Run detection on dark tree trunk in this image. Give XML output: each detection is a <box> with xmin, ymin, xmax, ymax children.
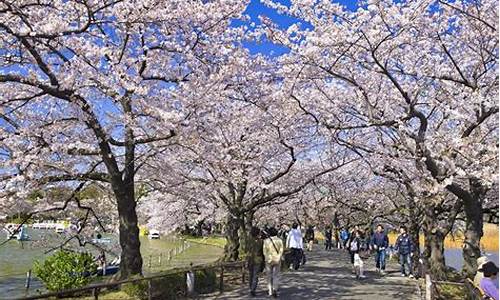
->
<box><xmin>423</xmin><ymin>228</ymin><xmax>447</xmax><ymax>280</ymax></box>
<box><xmin>223</xmin><ymin>213</ymin><xmax>241</xmax><ymax>261</ymax></box>
<box><xmin>113</xmin><ymin>183</ymin><xmax>142</xmax><ymax>279</ymax></box>
<box><xmin>422</xmin><ymin>203</ymin><xmax>448</xmax><ymax>280</ymax></box>
<box><xmin>239</xmin><ymin>211</ymin><xmax>254</xmax><ymax>257</ymax></box>
<box><xmin>195</xmin><ymin>219</ymin><xmax>204</xmax><ymax>237</ymax></box>
<box><xmin>462</xmin><ymin>199</ymin><xmax>483</xmax><ymax>278</ymax></box>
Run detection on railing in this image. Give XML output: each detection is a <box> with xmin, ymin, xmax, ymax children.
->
<box><xmin>144</xmin><ymin>240</ymin><xmax>192</xmax><ymax>271</ymax></box>
<box><xmin>12</xmin><ymin>260</ymin><xmax>246</xmax><ymax>300</ymax></box>
<box><xmin>425</xmin><ymin>275</ymin><xmax>465</xmax><ymax>300</ymax></box>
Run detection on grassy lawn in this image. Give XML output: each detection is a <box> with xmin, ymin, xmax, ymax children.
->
<box><xmin>76</xmin><ymin>291</ymin><xmax>137</xmax><ymax>300</ymax></box>
<box><xmin>183</xmin><ymin>235</ymin><xmax>227</xmax><ymax>248</ymax></box>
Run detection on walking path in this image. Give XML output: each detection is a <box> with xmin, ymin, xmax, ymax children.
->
<box><xmin>203</xmin><ymin>248</ymin><xmax>420</xmax><ymax>300</ymax></box>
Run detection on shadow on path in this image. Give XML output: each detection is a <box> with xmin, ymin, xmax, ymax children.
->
<box><xmin>202</xmin><ymin>248</ymin><xmax>419</xmax><ymax>300</ymax></box>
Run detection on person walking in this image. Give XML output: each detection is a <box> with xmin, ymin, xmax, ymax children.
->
<box><xmin>247</xmin><ymin>226</ymin><xmax>264</xmax><ymax>297</ymax></box>
<box><xmin>340</xmin><ymin>228</ymin><xmax>349</xmax><ymax>250</ymax></box>
<box><xmin>305</xmin><ymin>225</ymin><xmax>315</xmax><ymax>251</ymax></box>
<box><xmin>395</xmin><ymin>225</ymin><xmax>415</xmax><ymax>278</ymax></box>
<box><xmin>286</xmin><ymin>223</ymin><xmax>303</xmax><ymax>270</ymax></box>
<box><xmin>370</xmin><ymin>224</ymin><xmax>389</xmax><ymax>274</ymax></box>
<box><xmin>348</xmin><ymin>230</ymin><xmax>365</xmax><ymax>278</ymax></box>
<box><xmin>263</xmin><ymin>227</ymin><xmax>284</xmax><ymax>298</ymax></box>
<box><xmin>324</xmin><ymin>225</ymin><xmax>333</xmax><ymax>251</ymax></box>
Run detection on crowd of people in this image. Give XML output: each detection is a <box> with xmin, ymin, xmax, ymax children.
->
<box><xmin>246</xmin><ymin>222</ymin><xmax>499</xmax><ymax>299</ymax></box>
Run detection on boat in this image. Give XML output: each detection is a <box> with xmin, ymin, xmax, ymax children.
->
<box><xmin>148</xmin><ymin>230</ymin><xmax>160</xmax><ymax>239</ymax></box>
<box><xmin>4</xmin><ymin>224</ymin><xmax>29</xmax><ymax>241</ymax></box>
<box><xmin>91</xmin><ymin>237</ymin><xmax>112</xmax><ymax>244</ymax></box>
<box><xmin>55</xmin><ymin>225</ymin><xmax>65</xmax><ymax>234</ymax></box>
<box><xmin>96</xmin><ymin>265</ymin><xmax>120</xmax><ymax>276</ymax></box>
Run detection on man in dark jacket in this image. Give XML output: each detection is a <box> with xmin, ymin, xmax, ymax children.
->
<box><xmin>247</xmin><ymin>226</ymin><xmax>264</xmax><ymax>296</ymax></box>
<box><xmin>305</xmin><ymin>225</ymin><xmax>315</xmax><ymax>251</ymax></box>
<box><xmin>370</xmin><ymin>224</ymin><xmax>389</xmax><ymax>274</ymax></box>
<box><xmin>395</xmin><ymin>225</ymin><xmax>415</xmax><ymax>278</ymax></box>
<box><xmin>324</xmin><ymin>225</ymin><xmax>333</xmax><ymax>251</ymax></box>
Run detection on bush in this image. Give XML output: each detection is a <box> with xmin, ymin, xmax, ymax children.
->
<box><xmin>33</xmin><ymin>250</ymin><xmax>96</xmax><ymax>291</ymax></box>
<box><xmin>122</xmin><ymin>279</ymin><xmax>148</xmax><ymax>300</ymax></box>
<box><xmin>194</xmin><ymin>269</ymin><xmax>217</xmax><ymax>294</ymax></box>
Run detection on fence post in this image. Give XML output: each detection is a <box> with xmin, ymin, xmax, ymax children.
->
<box><xmin>148</xmin><ymin>279</ymin><xmax>153</xmax><ymax>300</ymax></box>
<box><xmin>425</xmin><ymin>274</ymin><xmax>432</xmax><ymax>300</ymax></box>
<box><xmin>25</xmin><ymin>269</ymin><xmax>32</xmax><ymax>290</ymax></box>
<box><xmin>92</xmin><ymin>287</ymin><xmax>99</xmax><ymax>300</ymax></box>
<box><xmin>186</xmin><ymin>264</ymin><xmax>195</xmax><ymax>297</ymax></box>
<box><xmin>241</xmin><ymin>263</ymin><xmax>245</xmax><ymax>284</ymax></box>
<box><xmin>219</xmin><ymin>265</ymin><xmax>224</xmax><ymax>293</ymax></box>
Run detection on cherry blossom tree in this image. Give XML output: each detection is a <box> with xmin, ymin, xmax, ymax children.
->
<box><xmin>0</xmin><ymin>0</ymin><xmax>249</xmax><ymax>278</ymax></box>
<box><xmin>261</xmin><ymin>0</ymin><xmax>498</xmax><ymax>277</ymax></box>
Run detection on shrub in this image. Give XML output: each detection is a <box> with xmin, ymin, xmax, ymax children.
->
<box><xmin>122</xmin><ymin>279</ymin><xmax>148</xmax><ymax>300</ymax></box>
<box><xmin>33</xmin><ymin>250</ymin><xmax>97</xmax><ymax>291</ymax></box>
<box><xmin>194</xmin><ymin>269</ymin><xmax>217</xmax><ymax>294</ymax></box>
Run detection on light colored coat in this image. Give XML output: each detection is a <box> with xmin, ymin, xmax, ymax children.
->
<box><xmin>263</xmin><ymin>236</ymin><xmax>284</xmax><ymax>265</ymax></box>
<box><xmin>286</xmin><ymin>228</ymin><xmax>304</xmax><ymax>249</ymax></box>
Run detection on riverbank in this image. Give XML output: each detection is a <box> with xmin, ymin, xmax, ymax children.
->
<box><xmin>387</xmin><ymin>223</ymin><xmax>499</xmax><ymax>252</ymax></box>
<box><xmin>0</xmin><ymin>231</ymin><xmax>223</xmax><ymax>299</ymax></box>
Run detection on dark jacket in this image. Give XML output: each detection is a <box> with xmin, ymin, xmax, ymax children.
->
<box><xmin>324</xmin><ymin>229</ymin><xmax>332</xmax><ymax>241</ymax></box>
<box><xmin>371</xmin><ymin>232</ymin><xmax>389</xmax><ymax>249</ymax></box>
<box><xmin>247</xmin><ymin>237</ymin><xmax>264</xmax><ymax>267</ymax></box>
<box><xmin>305</xmin><ymin>228</ymin><xmax>315</xmax><ymax>241</ymax></box>
<box><xmin>395</xmin><ymin>233</ymin><xmax>414</xmax><ymax>255</ymax></box>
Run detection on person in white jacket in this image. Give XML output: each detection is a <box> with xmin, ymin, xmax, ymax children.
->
<box><xmin>286</xmin><ymin>223</ymin><xmax>303</xmax><ymax>270</ymax></box>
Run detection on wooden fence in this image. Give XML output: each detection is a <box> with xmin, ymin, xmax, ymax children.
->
<box><xmin>13</xmin><ymin>260</ymin><xmax>246</xmax><ymax>300</ymax></box>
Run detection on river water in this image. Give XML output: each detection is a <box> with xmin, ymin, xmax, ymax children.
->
<box><xmin>445</xmin><ymin>248</ymin><xmax>499</xmax><ymax>271</ymax></box>
<box><xmin>0</xmin><ymin>229</ymin><xmax>222</xmax><ymax>299</ymax></box>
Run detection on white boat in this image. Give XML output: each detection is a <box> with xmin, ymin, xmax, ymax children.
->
<box><xmin>4</xmin><ymin>224</ymin><xmax>29</xmax><ymax>241</ymax></box>
<box><xmin>148</xmin><ymin>230</ymin><xmax>160</xmax><ymax>239</ymax></box>
<box><xmin>91</xmin><ymin>237</ymin><xmax>112</xmax><ymax>244</ymax></box>
<box><xmin>55</xmin><ymin>225</ymin><xmax>65</xmax><ymax>234</ymax></box>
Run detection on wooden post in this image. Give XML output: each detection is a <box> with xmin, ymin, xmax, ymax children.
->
<box><xmin>241</xmin><ymin>264</ymin><xmax>245</xmax><ymax>284</ymax></box>
<box><xmin>186</xmin><ymin>266</ymin><xmax>195</xmax><ymax>297</ymax></box>
<box><xmin>219</xmin><ymin>265</ymin><xmax>224</xmax><ymax>293</ymax></box>
<box><xmin>92</xmin><ymin>287</ymin><xmax>99</xmax><ymax>300</ymax></box>
<box><xmin>425</xmin><ymin>274</ymin><xmax>432</xmax><ymax>300</ymax></box>
<box><xmin>148</xmin><ymin>279</ymin><xmax>153</xmax><ymax>300</ymax></box>
<box><xmin>25</xmin><ymin>270</ymin><xmax>32</xmax><ymax>290</ymax></box>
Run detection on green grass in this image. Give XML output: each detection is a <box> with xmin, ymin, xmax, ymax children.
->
<box><xmin>435</xmin><ymin>284</ymin><xmax>466</xmax><ymax>300</ymax></box>
<box><xmin>76</xmin><ymin>291</ymin><xmax>137</xmax><ymax>300</ymax></box>
<box><xmin>183</xmin><ymin>236</ymin><xmax>227</xmax><ymax>248</ymax></box>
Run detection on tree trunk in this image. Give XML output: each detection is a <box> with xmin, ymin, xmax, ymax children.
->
<box><xmin>223</xmin><ymin>213</ymin><xmax>241</xmax><ymax>261</ymax></box>
<box><xmin>462</xmin><ymin>199</ymin><xmax>483</xmax><ymax>278</ymax></box>
<box><xmin>424</xmin><ymin>230</ymin><xmax>447</xmax><ymax>280</ymax></box>
<box><xmin>422</xmin><ymin>205</ymin><xmax>447</xmax><ymax>280</ymax></box>
<box><xmin>113</xmin><ymin>183</ymin><xmax>143</xmax><ymax>279</ymax></box>
<box><xmin>409</xmin><ymin>220</ymin><xmax>422</xmax><ymax>276</ymax></box>
<box><xmin>238</xmin><ymin>211</ymin><xmax>254</xmax><ymax>258</ymax></box>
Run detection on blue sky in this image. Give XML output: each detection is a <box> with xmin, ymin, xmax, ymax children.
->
<box><xmin>239</xmin><ymin>0</ymin><xmax>359</xmax><ymax>56</ymax></box>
